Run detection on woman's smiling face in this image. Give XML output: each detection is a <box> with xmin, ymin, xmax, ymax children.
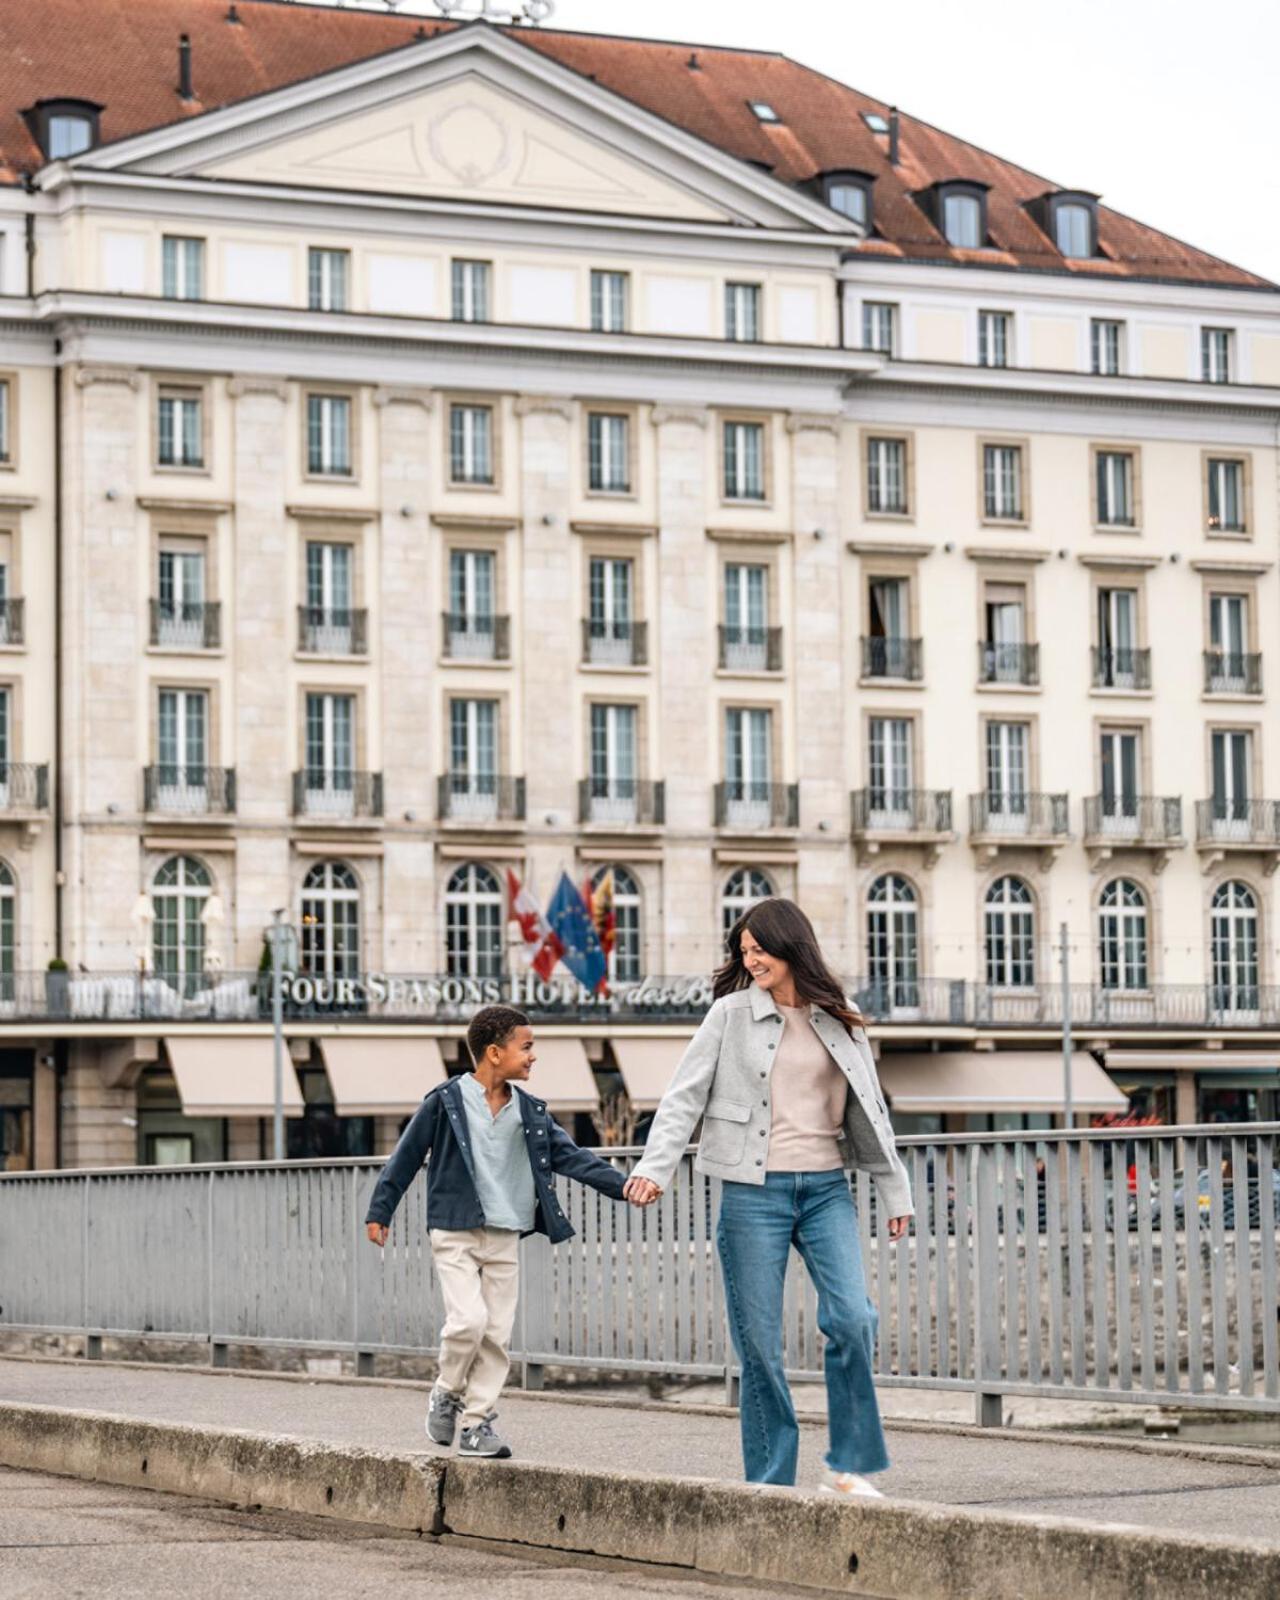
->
<box><xmin>740</xmin><ymin>926</ymin><xmax>790</xmax><ymax>993</ymax></box>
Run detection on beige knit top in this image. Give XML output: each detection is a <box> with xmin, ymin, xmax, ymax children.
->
<box><xmin>766</xmin><ymin>1003</ymin><xmax>849</xmax><ymax>1172</ymax></box>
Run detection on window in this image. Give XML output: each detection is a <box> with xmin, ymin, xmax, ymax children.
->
<box><xmin>452</xmin><ymin>260</ymin><xmax>491</xmax><ymax>323</ymax></box>
<box><xmin>0</xmin><ymin>380</ymin><xmax>9</xmax><ymax>464</ymax></box>
<box><xmin>0</xmin><ymin>542</ymin><xmax>13</xmax><ymax>648</ymax></box>
<box><xmin>162</xmin><ymin>236</ymin><xmax>204</xmax><ymax>302</ymax></box>
<box><xmin>1091</xmin><ymin>319</ymin><xmax>1123</xmax><ymax>376</ymax></box>
<box><xmin>749</xmin><ymin>102</ymin><xmax>780</xmax><ymax>122</ymax></box>
<box><xmin>984</xmin><ymin>876</ymin><xmax>1035</xmax><ymax>988</ymax></box>
<box><xmin>306</xmin><ymin>394</ymin><xmax>352</xmax><ymax>477</ymax></box>
<box><xmin>867</xmin><ymin>717</ymin><xmax>913</xmax><ymax>819</ymax></box>
<box><xmin>448</xmin><ymin>698</ymin><xmax>498</xmax><ymax>818</ymax></box>
<box><xmin>1211</xmin><ymin>880</ymin><xmax>1259</xmax><ymax>1014</ymax></box>
<box><xmin>1054</xmin><ymin>203</ymin><xmax>1093</xmax><ymax>258</ymax></box>
<box><xmin>1095</xmin><ymin>450</ymin><xmax>1134</xmax><ymax>526</ymax></box>
<box><xmin>300</xmin><ymin>861</ymin><xmax>360</xmax><ymax>982</ymax></box>
<box><xmin>982</xmin><ymin>582</ymin><xmax>1029</xmax><ymax>684</ymax></box>
<box><xmin>1207</xmin><ymin>458</ymin><xmax>1246</xmax><ymax>532</ymax></box>
<box><xmin>865</xmin><ymin>575</ymin><xmax>911</xmax><ymax>677</ymax></box>
<box><xmin>587</xmin><ymin>412</ymin><xmax>630</xmax><ymax>493</ymax></box>
<box><xmin>308</xmin><ymin>248</ymin><xmax>349</xmax><ymax>313</ymax></box>
<box><xmin>152</xmin><ymin>855</ymin><xmax>211</xmax><ymax>987</ymax></box>
<box><xmin>866</xmin><ymin>436</ymin><xmax>907</xmax><ymax>514</ymax></box>
<box><xmin>589</xmin><ymin>703</ymin><xmax>638</xmax><ymax>820</ymax></box>
<box><xmin>157</xmin><ymin>387</ymin><xmax>203</xmax><ymax>469</ymax></box>
<box><xmin>590</xmin><ymin>270</ymin><xmax>628</xmax><ymax>333</ymax></box>
<box><xmin>942</xmin><ymin>190</ymin><xmax>984</xmax><ymax>248</ymax></box>
<box><xmin>723</xmin><ymin>420</ymin><xmax>765</xmax><ymax>501</ymax></box>
<box><xmin>47</xmin><ymin>112</ymin><xmax>94</xmax><ymax>158</ymax></box>
<box><xmin>156</xmin><ymin>688</ymin><xmax>208</xmax><ymax>807</ymax></box>
<box><xmin>983</xmin><ymin>443</ymin><xmax>1024</xmax><ymax>520</ymax></box>
<box><xmin>594</xmin><ymin>865</ymin><xmax>641</xmax><ymax>982</ymax></box>
<box><xmin>1099</xmin><ymin>728</ymin><xmax>1140</xmax><ymax>825</ymax></box>
<box><xmin>1099</xmin><ymin>879</ymin><xmax>1148</xmax><ymax>991</ymax></box>
<box><xmin>157</xmin><ymin>543</ymin><xmax>207</xmax><ymax>649</ymax></box>
<box><xmin>449</xmin><ymin>404</ymin><xmax>494</xmax><ymax>486</ymax></box>
<box><xmin>723</xmin><ymin>563</ymin><xmax>769</xmax><ymax>671</ymax></box>
<box><xmin>725</xmin><ymin>283</ymin><xmax>761</xmax><ymax>343</ymax></box>
<box><xmin>1096</xmin><ymin>587</ymin><xmax>1139</xmax><ymax>688</ymax></box>
<box><xmin>985</xmin><ymin>721</ymin><xmax>1029</xmax><ymax>826</ymax></box>
<box><xmin>978</xmin><ymin>311</ymin><xmax>1011</xmax><ymax>368</ymax></box>
<box><xmin>724</xmin><ymin>707</ymin><xmax>772</xmax><ymax>825</ymax></box>
<box><xmin>447</xmin><ymin>548</ymin><xmax>496</xmax><ymax>659</ymax></box>
<box><xmin>863</xmin><ymin>112</ymin><xmax>890</xmax><ymax>134</ymax></box>
<box><xmin>0</xmin><ymin>861</ymin><xmax>14</xmax><ymax>1002</ymax></box>
<box><xmin>1210</xmin><ymin>728</ymin><xmax>1252</xmax><ymax>834</ymax></box>
<box><xmin>867</xmin><ymin>874</ymin><xmax>919</xmax><ymax>1011</ymax></box>
<box><xmin>862</xmin><ymin>301</ymin><xmax>896</xmax><ymax>355</ymax></box>
<box><xmin>304</xmin><ymin>692</ymin><xmax>355</xmax><ymax>812</ymax></box>
<box><xmin>445</xmin><ymin>863</ymin><xmax>504</xmax><ymax>978</ymax></box>
<box><xmin>303</xmin><ymin>542</ymin><xmax>355</xmax><ymax>654</ymax></box>
<box><xmin>721</xmin><ymin>866</ymin><xmax>773</xmax><ymax>936</ymax></box>
<box><xmin>825</xmin><ymin>174</ymin><xmax>872</xmax><ymax>226</ymax></box>
<box><xmin>587</xmin><ymin>556</ymin><xmax>634</xmax><ymax>664</ymax></box>
<box><xmin>1207</xmin><ymin>592</ymin><xmax>1251</xmax><ymax>692</ymax></box>
<box><xmin>1201</xmin><ymin>327</ymin><xmax>1232</xmax><ymax>384</ymax></box>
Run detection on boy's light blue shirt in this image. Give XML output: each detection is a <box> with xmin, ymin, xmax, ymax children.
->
<box><xmin>458</xmin><ymin>1072</ymin><xmax>537</xmax><ymax>1233</ymax></box>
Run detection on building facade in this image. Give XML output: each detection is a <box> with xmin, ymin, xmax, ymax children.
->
<box><xmin>0</xmin><ymin>3</ymin><xmax>1278</xmax><ymax>1169</ymax></box>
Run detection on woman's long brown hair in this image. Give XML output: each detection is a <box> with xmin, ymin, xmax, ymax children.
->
<box><xmin>713</xmin><ymin>897</ymin><xmax>862</xmax><ymax>1033</ymax></box>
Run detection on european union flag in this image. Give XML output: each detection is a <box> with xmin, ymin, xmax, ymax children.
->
<box><xmin>546</xmin><ymin>871</ymin><xmax>608</xmax><ymax>994</ymax></box>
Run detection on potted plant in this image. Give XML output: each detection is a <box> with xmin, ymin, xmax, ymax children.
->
<box><xmin>45</xmin><ymin>956</ymin><xmax>69</xmax><ymax>1019</ymax></box>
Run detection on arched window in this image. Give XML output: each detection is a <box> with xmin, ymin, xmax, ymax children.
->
<box><xmin>152</xmin><ymin>855</ymin><xmax>211</xmax><ymax>986</ymax></box>
<box><xmin>593</xmin><ymin>865</ymin><xmax>642</xmax><ymax>983</ymax></box>
<box><xmin>300</xmin><ymin>861</ymin><xmax>360</xmax><ymax>980</ymax></box>
<box><xmin>1211</xmin><ymin>880</ymin><xmax>1259</xmax><ymax>1014</ymax></box>
<box><xmin>1099</xmin><ymin>879</ymin><xmax>1148</xmax><ymax>991</ymax></box>
<box><xmin>0</xmin><ymin>861</ymin><xmax>15</xmax><ymax>1002</ymax></box>
<box><xmin>721</xmin><ymin>867</ymin><xmax>773</xmax><ymax>938</ymax></box>
<box><xmin>984</xmin><ymin>876</ymin><xmax>1035</xmax><ymax>989</ymax></box>
<box><xmin>446</xmin><ymin>863</ymin><xmax>503</xmax><ymax>978</ymax></box>
<box><xmin>867</xmin><ymin>874</ymin><xmax>919</xmax><ymax>1010</ymax></box>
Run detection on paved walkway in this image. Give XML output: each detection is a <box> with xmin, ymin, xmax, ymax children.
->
<box><xmin>2</xmin><ymin>1357</ymin><xmax>1279</xmax><ymax>1548</ymax></box>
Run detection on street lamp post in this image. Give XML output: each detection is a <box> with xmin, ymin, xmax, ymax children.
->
<box><xmin>270</xmin><ymin>909</ymin><xmax>287</xmax><ymax>1160</ymax></box>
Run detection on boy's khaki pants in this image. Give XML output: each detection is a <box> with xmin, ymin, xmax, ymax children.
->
<box><xmin>430</xmin><ymin>1226</ymin><xmax>521</xmax><ymax>1428</ymax></box>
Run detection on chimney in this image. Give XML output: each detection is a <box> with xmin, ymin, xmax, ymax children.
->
<box><xmin>178</xmin><ymin>34</ymin><xmax>194</xmax><ymax>102</ymax></box>
<box><xmin>888</xmin><ymin>106</ymin><xmax>900</xmax><ymax>165</ymax></box>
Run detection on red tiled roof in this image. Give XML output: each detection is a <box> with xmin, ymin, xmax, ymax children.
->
<box><xmin>2</xmin><ymin>0</ymin><xmax>1269</xmax><ymax>289</ymax></box>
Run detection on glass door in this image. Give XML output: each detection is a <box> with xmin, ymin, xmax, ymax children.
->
<box><xmin>1211</xmin><ymin>729</ymin><xmax>1251</xmax><ymax>838</ymax></box>
<box><xmin>725</xmin><ymin>708</ymin><xmax>771</xmax><ymax>826</ymax></box>
<box><xmin>1099</xmin><ymin>729</ymin><xmax>1140</xmax><ymax>833</ymax></box>
<box><xmin>588</xmin><ymin>557</ymin><xmax>633</xmax><ymax>664</ymax></box>
<box><xmin>1097</xmin><ymin>588</ymin><xmax>1137</xmax><ymax>687</ymax></box>
<box><xmin>590</xmin><ymin>703</ymin><xmax>637</xmax><ymax>822</ymax></box>
<box><xmin>867</xmin><ymin>717</ymin><xmax>913</xmax><ymax>827</ymax></box>
<box><xmin>305</xmin><ymin>692</ymin><xmax>354</xmax><ymax>815</ymax></box>
<box><xmin>1209</xmin><ymin>593</ymin><xmax>1247</xmax><ymax>691</ymax></box>
<box><xmin>986</xmin><ymin>721</ymin><xmax>1028</xmax><ymax>832</ymax></box>
<box><xmin>448</xmin><ymin>549</ymin><xmax>496</xmax><ymax>659</ymax></box>
<box><xmin>724</xmin><ymin>564</ymin><xmax>768</xmax><ymax>671</ymax></box>
<box><xmin>157</xmin><ymin>689</ymin><xmax>208</xmax><ymax>810</ymax></box>
<box><xmin>449</xmin><ymin>699</ymin><xmax>498</xmax><ymax>819</ymax></box>
<box><xmin>305</xmin><ymin>542</ymin><xmax>353</xmax><ymax>654</ymax></box>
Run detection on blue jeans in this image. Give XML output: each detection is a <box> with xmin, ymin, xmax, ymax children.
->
<box><xmin>717</xmin><ymin>1170</ymin><xmax>887</xmax><ymax>1485</ymax></box>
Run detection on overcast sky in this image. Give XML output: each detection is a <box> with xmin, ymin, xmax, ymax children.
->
<box><xmin>379</xmin><ymin>0</ymin><xmax>1279</xmax><ymax>287</ymax></box>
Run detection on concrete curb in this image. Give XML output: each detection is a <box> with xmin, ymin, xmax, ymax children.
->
<box><xmin>2</xmin><ymin>1401</ymin><xmax>1279</xmax><ymax>1599</ymax></box>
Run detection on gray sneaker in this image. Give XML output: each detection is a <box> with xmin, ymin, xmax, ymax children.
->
<box><xmin>458</xmin><ymin>1414</ymin><xmax>512</xmax><ymax>1459</ymax></box>
<box><xmin>426</xmin><ymin>1383</ymin><xmax>463</xmax><ymax>1446</ymax></box>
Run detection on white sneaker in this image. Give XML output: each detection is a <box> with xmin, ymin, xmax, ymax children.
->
<box><xmin>819</xmin><ymin>1468</ymin><xmax>884</xmax><ymax>1499</ymax></box>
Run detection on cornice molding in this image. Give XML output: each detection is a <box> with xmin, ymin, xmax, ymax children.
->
<box><xmin>74</xmin><ymin>365</ymin><xmax>139</xmax><ymax>391</ymax></box>
<box><xmin>136</xmin><ymin>496</ymin><xmax>232</xmax><ymax>516</ymax></box>
<box><xmin>1188</xmin><ymin>557</ymin><xmax>1274</xmax><ymax>576</ymax></box>
<box><xmin>286</xmin><ymin>503</ymin><xmax>380</xmax><ymax>524</ymax></box>
<box><xmin>1076</xmin><ymin>553</ymin><xmax>1163</xmax><ymax>570</ymax></box>
<box><xmin>372</xmin><ymin>386</ymin><xmax>434</xmax><ymax>412</ymax></box>
<box><xmin>786</xmin><ymin>411</ymin><xmax>842</xmax><ymax>436</ymax></box>
<box><xmin>652</xmin><ymin>404</ymin><xmax>709</xmax><ymax>429</ymax></box>
<box><xmin>964</xmin><ymin>544</ymin><xmax>1053</xmax><ymax>564</ymax></box>
<box><xmin>227</xmin><ymin>375</ymin><xmax>288</xmax><ymax>401</ymax></box>
<box><xmin>847</xmin><ymin>539</ymin><xmax>936</xmax><ymax>558</ymax></box>
<box><xmin>428</xmin><ymin>512</ymin><xmax>519</xmax><ymax>532</ymax></box>
<box><xmin>569</xmin><ymin>521</ymin><xmax>657</xmax><ymax>539</ymax></box>
<box><xmin>0</xmin><ymin>495</ymin><xmax>38</xmax><ymax>512</ymax></box>
<box><xmin>856</xmin><ymin>369</ymin><xmax>1280</xmax><ymax>421</ymax></box>
<box><xmin>513</xmin><ymin>395</ymin><xmax>574</xmax><ymax>421</ymax></box>
<box><xmin>705</xmin><ymin>525</ymin><xmax>791</xmax><ymax>546</ymax></box>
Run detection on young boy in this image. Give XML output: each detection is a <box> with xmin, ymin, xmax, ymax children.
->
<box><xmin>365</xmin><ymin>1004</ymin><xmax>634</xmax><ymax>1460</ymax></box>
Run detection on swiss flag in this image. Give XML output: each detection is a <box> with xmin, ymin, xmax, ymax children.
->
<box><xmin>506</xmin><ymin>868</ymin><xmax>564</xmax><ymax>981</ymax></box>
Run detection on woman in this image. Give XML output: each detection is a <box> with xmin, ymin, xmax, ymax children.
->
<box><xmin>623</xmin><ymin>898</ymin><xmax>911</xmax><ymax>1497</ymax></box>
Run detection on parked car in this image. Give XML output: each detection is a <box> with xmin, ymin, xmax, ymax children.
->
<box><xmin>1143</xmin><ymin>1168</ymin><xmax>1280</xmax><ymax>1231</ymax></box>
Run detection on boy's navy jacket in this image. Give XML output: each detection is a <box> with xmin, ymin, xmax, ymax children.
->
<box><xmin>364</xmin><ymin>1074</ymin><xmax>626</xmax><ymax>1243</ymax></box>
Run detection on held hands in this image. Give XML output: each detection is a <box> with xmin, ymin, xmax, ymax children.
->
<box><xmin>366</xmin><ymin>1222</ymin><xmax>389</xmax><ymax>1247</ymax></box>
<box><xmin>886</xmin><ymin>1215</ymin><xmax>911</xmax><ymax>1242</ymax></box>
<box><xmin>623</xmin><ymin>1175</ymin><xmax>662</xmax><ymax>1208</ymax></box>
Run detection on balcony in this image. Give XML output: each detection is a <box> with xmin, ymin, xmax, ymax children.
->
<box><xmin>150</xmin><ymin>600</ymin><xmax>220</xmax><ymax>650</ymax></box>
<box><xmin>578</xmin><ymin>778</ymin><xmax>665</xmax><ymax>828</ymax></box>
<box><xmin>298</xmin><ymin>606</ymin><xmax>368</xmax><ymax>656</ymax></box>
<box><xmin>1203</xmin><ymin>650</ymin><xmax>1261</xmax><ymax>695</ymax></box>
<box><xmin>442</xmin><ymin>612</ymin><xmax>510</xmax><ymax>662</ymax></box>
<box><xmin>978</xmin><ymin>641</ymin><xmax>1039</xmax><ymax>687</ymax></box>
<box><xmin>437</xmin><ymin>773</ymin><xmax>525</xmax><ymax>825</ymax></box>
<box><xmin>291</xmin><ymin>770</ymin><xmax>382</xmax><ymax>820</ymax></box>
<box><xmin>850</xmin><ymin>788</ymin><xmax>953</xmax><ymax>866</ymax></box>
<box><xmin>969</xmin><ymin>791</ymin><xmax>1069</xmax><ymax>865</ymax></box>
<box><xmin>860</xmin><ymin>636</ymin><xmax>923</xmax><ymax>682</ymax></box>
<box><xmin>1195</xmin><ymin>798</ymin><xmax>1280</xmax><ymax>871</ymax></box>
<box><xmin>1091</xmin><ymin>646</ymin><xmax>1151</xmax><ymax>691</ymax></box>
<box><xmin>718</xmin><ymin>625</ymin><xmax>782</xmax><ymax>673</ymax></box>
<box><xmin>0</xmin><ymin>762</ymin><xmax>49</xmax><ymax>814</ymax></box>
<box><xmin>143</xmin><ymin>765</ymin><xmax>236</xmax><ymax>817</ymax></box>
<box><xmin>714</xmin><ymin>780</ymin><xmax>798</xmax><ymax>831</ymax></box>
<box><xmin>0</xmin><ymin>599</ymin><xmax>24</xmax><ymax>647</ymax></box>
<box><xmin>1083</xmin><ymin>794</ymin><xmax>1182</xmax><ymax>870</ymax></box>
<box><xmin>582</xmin><ymin>619</ymin><xmax>647</xmax><ymax>668</ymax></box>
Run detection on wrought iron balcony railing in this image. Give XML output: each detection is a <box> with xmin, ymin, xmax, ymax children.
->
<box><xmin>979</xmin><ymin>641</ymin><xmax>1039</xmax><ymax>686</ymax></box>
<box><xmin>1195</xmin><ymin>798</ymin><xmax>1280</xmax><ymax>847</ymax></box>
<box><xmin>0</xmin><ymin>598</ymin><xmax>25</xmax><ymax>647</ymax></box>
<box><xmin>442</xmin><ymin>612</ymin><xmax>510</xmax><ymax>662</ymax></box>
<box><xmin>437</xmin><ymin>773</ymin><xmax>525</xmax><ymax>823</ymax></box>
<box><xmin>1091</xmin><ymin>646</ymin><xmax>1151</xmax><ymax>690</ymax></box>
<box><xmin>1203</xmin><ymin>650</ymin><xmax>1262</xmax><ymax>694</ymax></box>
<box><xmin>297</xmin><ymin>606</ymin><xmax>368</xmax><ymax>656</ymax></box>
<box><xmin>0</xmin><ymin>763</ymin><xmax>48</xmax><ymax>811</ymax></box>
<box><xmin>714</xmin><ymin>780</ymin><xmax>798</xmax><ymax>829</ymax></box>
<box><xmin>143</xmin><ymin>765</ymin><xmax>236</xmax><ymax>815</ymax></box>
<box><xmin>578</xmin><ymin>778</ymin><xmax>665</xmax><ymax>826</ymax></box>
<box><xmin>851</xmin><ymin>788</ymin><xmax>952</xmax><ymax>834</ymax></box>
<box><xmin>291</xmin><ymin>770</ymin><xmax>382</xmax><ymax>818</ymax></box>
<box><xmin>1082</xmin><ymin>794</ymin><xmax>1182</xmax><ymax>842</ymax></box>
<box><xmin>581</xmin><ymin>618</ymin><xmax>647</xmax><ymax>667</ymax></box>
<box><xmin>860</xmin><ymin>635</ymin><xmax>923</xmax><ymax>681</ymax></box>
<box><xmin>969</xmin><ymin>791</ymin><xmax>1069</xmax><ymax>838</ymax></box>
<box><xmin>150</xmin><ymin>599</ymin><xmax>221</xmax><ymax>650</ymax></box>
<box><xmin>717</xmin><ymin>625</ymin><xmax>783</xmax><ymax>673</ymax></box>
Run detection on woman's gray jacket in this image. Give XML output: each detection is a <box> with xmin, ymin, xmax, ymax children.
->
<box><xmin>630</xmin><ymin>985</ymin><xmax>914</xmax><ymax>1220</ymax></box>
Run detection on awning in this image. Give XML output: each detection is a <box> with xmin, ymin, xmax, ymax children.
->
<box><xmin>877</xmin><ymin>1051</ymin><xmax>1127</xmax><ymax>1114</ymax></box>
<box><xmin>1105</xmin><ymin>1050</ymin><xmax>1280</xmax><ymax>1074</ymax></box>
<box><xmin>164</xmin><ymin>1036</ymin><xmax>305</xmax><ymax>1119</ymax></box>
<box><xmin>613</xmin><ymin>1037</ymin><xmax>691</xmax><ymax>1110</ymax></box>
<box><xmin>318</xmin><ymin>1037</ymin><xmax>446</xmax><ymax>1117</ymax></box>
<box><xmin>528</xmin><ymin>1037</ymin><xmax>599</xmax><ymax>1112</ymax></box>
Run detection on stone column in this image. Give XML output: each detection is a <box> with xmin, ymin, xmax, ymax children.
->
<box><xmin>375</xmin><ymin>387</ymin><xmax>435</xmax><ymax>970</ymax></box>
<box><xmin>787</xmin><ymin>412</ymin><xmax>850</xmax><ymax>965</ymax></box>
<box><xmin>652</xmin><ymin>406</ymin><xmax>713</xmax><ymax>973</ymax></box>
<box><xmin>59</xmin><ymin>1042</ymin><xmax>134</xmax><ymax>1168</ymax></box>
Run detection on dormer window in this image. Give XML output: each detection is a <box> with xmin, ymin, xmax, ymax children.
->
<box><xmin>25</xmin><ymin>98</ymin><xmax>101</xmax><ymax>160</ymax></box>
<box><xmin>922</xmin><ymin>180</ymin><xmax>991</xmax><ymax>249</ymax></box>
<box><xmin>1040</xmin><ymin>190</ymin><xmax>1099</xmax><ymax>259</ymax></box>
<box><xmin>823</xmin><ymin>171</ymin><xmax>874</xmax><ymax>229</ymax></box>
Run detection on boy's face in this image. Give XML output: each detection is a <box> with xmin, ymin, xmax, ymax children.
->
<box><xmin>487</xmin><ymin>1024</ymin><xmax>535</xmax><ymax>1083</ymax></box>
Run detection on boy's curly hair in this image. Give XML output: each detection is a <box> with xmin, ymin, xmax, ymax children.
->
<box><xmin>466</xmin><ymin>1004</ymin><xmax>530</xmax><ymax>1067</ymax></box>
